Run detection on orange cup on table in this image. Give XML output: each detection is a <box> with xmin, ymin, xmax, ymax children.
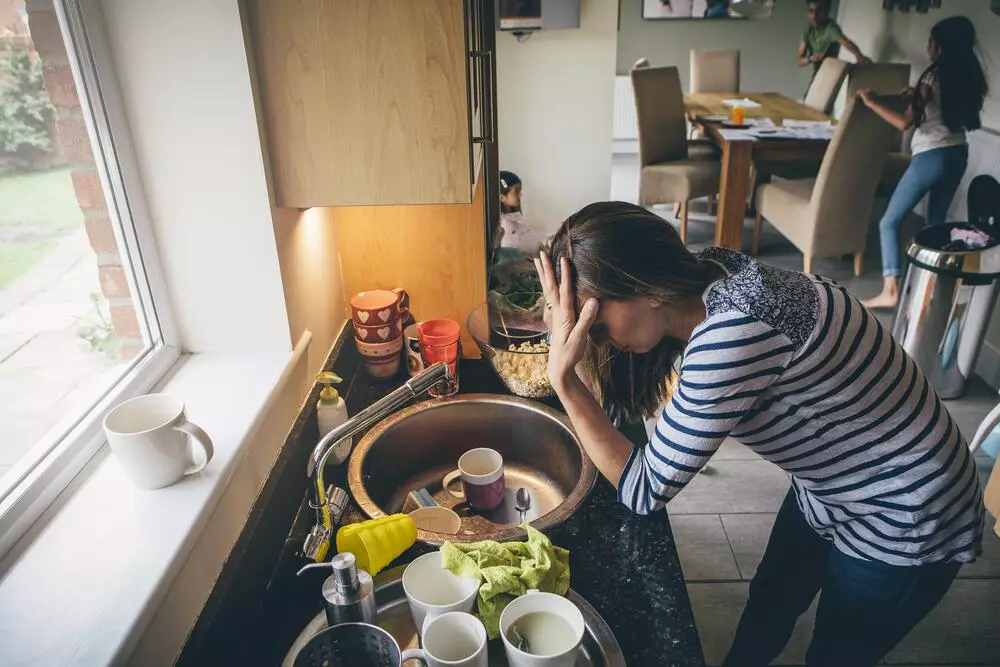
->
<box><xmin>730</xmin><ymin>104</ymin><xmax>746</xmax><ymax>126</ymax></box>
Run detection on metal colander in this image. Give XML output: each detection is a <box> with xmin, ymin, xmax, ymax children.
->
<box><xmin>292</xmin><ymin>623</ymin><xmax>403</xmax><ymax>667</ymax></box>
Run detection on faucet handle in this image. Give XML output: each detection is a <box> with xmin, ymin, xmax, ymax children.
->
<box><xmin>301</xmin><ymin>524</ymin><xmax>331</xmax><ymax>564</ymax></box>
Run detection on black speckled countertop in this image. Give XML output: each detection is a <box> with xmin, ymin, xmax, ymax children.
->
<box><xmin>178</xmin><ymin>338</ymin><xmax>704</xmax><ymax>667</ymax></box>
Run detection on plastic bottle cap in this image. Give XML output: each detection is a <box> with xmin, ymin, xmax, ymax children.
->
<box><xmin>317</xmin><ymin>371</ymin><xmax>343</xmax><ymax>403</ymax></box>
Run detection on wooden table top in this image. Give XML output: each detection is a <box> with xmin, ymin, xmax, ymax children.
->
<box><xmin>684</xmin><ymin>91</ymin><xmax>831</xmax><ymax>127</ymax></box>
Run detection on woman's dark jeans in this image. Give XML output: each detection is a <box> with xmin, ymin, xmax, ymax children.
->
<box><xmin>723</xmin><ymin>489</ymin><xmax>962</xmax><ymax>667</ymax></box>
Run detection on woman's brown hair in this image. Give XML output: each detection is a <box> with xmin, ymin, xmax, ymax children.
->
<box><xmin>548</xmin><ymin>201</ymin><xmax>722</xmax><ymax>424</ymax></box>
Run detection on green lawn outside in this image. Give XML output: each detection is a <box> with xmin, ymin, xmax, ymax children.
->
<box><xmin>0</xmin><ymin>167</ymin><xmax>83</xmax><ymax>287</ymax></box>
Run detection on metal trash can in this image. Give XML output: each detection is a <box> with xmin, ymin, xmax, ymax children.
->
<box><xmin>892</xmin><ymin>223</ymin><xmax>1000</xmax><ymax>399</ymax></box>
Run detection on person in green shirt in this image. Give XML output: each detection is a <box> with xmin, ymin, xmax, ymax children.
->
<box><xmin>797</xmin><ymin>0</ymin><xmax>871</xmax><ymax>72</ymax></box>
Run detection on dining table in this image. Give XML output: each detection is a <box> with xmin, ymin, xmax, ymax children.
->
<box><xmin>684</xmin><ymin>91</ymin><xmax>834</xmax><ymax>250</ymax></box>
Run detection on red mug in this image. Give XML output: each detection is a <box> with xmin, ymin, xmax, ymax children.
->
<box><xmin>443</xmin><ymin>448</ymin><xmax>505</xmax><ymax>511</ymax></box>
<box><xmin>355</xmin><ymin>319</ymin><xmax>402</xmax><ymax>342</ymax></box>
<box><xmin>351</xmin><ymin>288</ymin><xmax>407</xmax><ymax>327</ymax></box>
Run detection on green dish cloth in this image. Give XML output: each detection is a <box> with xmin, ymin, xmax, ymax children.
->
<box><xmin>440</xmin><ymin>524</ymin><xmax>570</xmax><ymax>639</ymax></box>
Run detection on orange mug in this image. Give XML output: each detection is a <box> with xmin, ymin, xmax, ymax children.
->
<box><xmin>731</xmin><ymin>105</ymin><xmax>746</xmax><ymax>126</ymax></box>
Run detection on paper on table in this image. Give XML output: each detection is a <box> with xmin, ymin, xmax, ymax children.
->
<box><xmin>721</xmin><ymin>98</ymin><xmax>762</xmax><ymax>109</ymax></box>
<box><xmin>782</xmin><ymin>119</ymin><xmax>834</xmax><ymax>128</ymax></box>
<box><xmin>717</xmin><ymin>129</ymin><xmax>755</xmax><ymax>141</ymax></box>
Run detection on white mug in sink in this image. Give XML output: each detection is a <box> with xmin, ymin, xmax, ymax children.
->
<box><xmin>500</xmin><ymin>590</ymin><xmax>585</xmax><ymax>667</ymax></box>
<box><xmin>401</xmin><ymin>551</ymin><xmax>479</xmax><ymax>631</ymax></box>
<box><xmin>103</xmin><ymin>393</ymin><xmax>214</xmax><ymax>490</ymax></box>
<box><xmin>401</xmin><ymin>612</ymin><xmax>488</xmax><ymax>667</ymax></box>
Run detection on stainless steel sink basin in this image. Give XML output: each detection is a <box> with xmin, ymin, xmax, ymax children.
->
<box><xmin>348</xmin><ymin>394</ymin><xmax>597</xmax><ymax>543</ymax></box>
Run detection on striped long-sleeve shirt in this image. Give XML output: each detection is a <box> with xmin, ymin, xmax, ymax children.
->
<box><xmin>618</xmin><ymin>248</ymin><xmax>984</xmax><ymax>566</ymax></box>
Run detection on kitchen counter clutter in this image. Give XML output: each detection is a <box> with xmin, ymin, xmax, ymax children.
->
<box><xmin>178</xmin><ymin>339</ymin><xmax>704</xmax><ymax>667</ymax></box>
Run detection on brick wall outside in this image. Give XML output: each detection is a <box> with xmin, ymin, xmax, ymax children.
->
<box><xmin>26</xmin><ymin>0</ymin><xmax>144</xmax><ymax>360</ymax></box>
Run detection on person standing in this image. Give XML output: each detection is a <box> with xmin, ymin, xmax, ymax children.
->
<box><xmin>535</xmin><ymin>201</ymin><xmax>982</xmax><ymax>666</ymax></box>
<box><xmin>797</xmin><ymin>0</ymin><xmax>871</xmax><ymax>72</ymax></box>
<box><xmin>860</xmin><ymin>16</ymin><xmax>988</xmax><ymax>309</ymax></box>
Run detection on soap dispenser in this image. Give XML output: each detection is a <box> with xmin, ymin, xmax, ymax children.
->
<box><xmin>297</xmin><ymin>552</ymin><xmax>377</xmax><ymax>627</ymax></box>
<box><xmin>316</xmin><ymin>372</ymin><xmax>350</xmax><ymax>463</ymax></box>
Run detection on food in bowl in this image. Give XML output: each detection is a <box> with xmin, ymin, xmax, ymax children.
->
<box><xmin>492</xmin><ymin>339</ymin><xmax>552</xmax><ymax>398</ymax></box>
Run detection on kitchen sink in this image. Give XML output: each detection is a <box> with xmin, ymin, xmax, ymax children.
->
<box><xmin>347</xmin><ymin>394</ymin><xmax>597</xmax><ymax>543</ymax></box>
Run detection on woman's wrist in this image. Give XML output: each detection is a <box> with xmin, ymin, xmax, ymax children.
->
<box><xmin>550</xmin><ymin>369</ymin><xmax>582</xmax><ymax>396</ymax></box>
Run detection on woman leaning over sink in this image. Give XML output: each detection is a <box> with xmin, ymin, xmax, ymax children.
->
<box><xmin>534</xmin><ymin>201</ymin><xmax>983</xmax><ymax>667</ymax></box>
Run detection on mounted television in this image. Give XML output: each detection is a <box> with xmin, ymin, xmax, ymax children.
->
<box><xmin>498</xmin><ymin>0</ymin><xmax>581</xmax><ymax>32</ymax></box>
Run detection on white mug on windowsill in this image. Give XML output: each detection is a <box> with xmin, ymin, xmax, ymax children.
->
<box><xmin>103</xmin><ymin>393</ymin><xmax>214</xmax><ymax>490</ymax></box>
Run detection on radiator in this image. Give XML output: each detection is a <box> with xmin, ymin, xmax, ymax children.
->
<box><xmin>613</xmin><ymin>75</ymin><xmax>638</xmax><ymax>140</ymax></box>
<box><xmin>947</xmin><ymin>127</ymin><xmax>1000</xmax><ymax>221</ymax></box>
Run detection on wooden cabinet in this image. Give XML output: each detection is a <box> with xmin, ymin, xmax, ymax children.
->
<box><xmin>246</xmin><ymin>0</ymin><xmax>495</xmax><ymax>207</ymax></box>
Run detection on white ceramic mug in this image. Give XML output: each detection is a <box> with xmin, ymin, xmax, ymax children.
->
<box><xmin>401</xmin><ymin>552</ymin><xmax>479</xmax><ymax>631</ymax></box>
<box><xmin>500</xmin><ymin>590</ymin><xmax>585</xmax><ymax>667</ymax></box>
<box><xmin>103</xmin><ymin>393</ymin><xmax>214</xmax><ymax>490</ymax></box>
<box><xmin>401</xmin><ymin>612</ymin><xmax>488</xmax><ymax>667</ymax></box>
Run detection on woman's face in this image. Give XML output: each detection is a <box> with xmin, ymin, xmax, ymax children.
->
<box><xmin>584</xmin><ymin>296</ymin><xmax>666</xmax><ymax>354</ymax></box>
<box><xmin>927</xmin><ymin>35</ymin><xmax>940</xmax><ymax>60</ymax></box>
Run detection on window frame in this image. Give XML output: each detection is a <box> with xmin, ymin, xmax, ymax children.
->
<box><xmin>0</xmin><ymin>0</ymin><xmax>180</xmax><ymax>557</ymax></box>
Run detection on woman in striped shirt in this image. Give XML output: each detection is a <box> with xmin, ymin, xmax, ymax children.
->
<box><xmin>535</xmin><ymin>202</ymin><xmax>983</xmax><ymax>667</ymax></box>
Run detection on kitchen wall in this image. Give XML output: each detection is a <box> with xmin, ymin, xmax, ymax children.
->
<box><xmin>99</xmin><ymin>0</ymin><xmax>289</xmax><ymax>355</ymax></box>
<box><xmin>615</xmin><ymin>0</ymin><xmax>825</xmax><ymax>98</ymax></box>
<box><xmin>836</xmin><ymin>0</ymin><xmax>1000</xmax><ymax>386</ymax></box>
<box><xmin>496</xmin><ymin>0</ymin><xmax>618</xmax><ymax>231</ymax></box>
<box><xmin>271</xmin><ymin>207</ymin><xmax>347</xmax><ymax>379</ymax></box>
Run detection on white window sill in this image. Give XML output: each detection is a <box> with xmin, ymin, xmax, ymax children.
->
<box><xmin>0</xmin><ymin>347</ymin><xmax>296</xmax><ymax>666</ymax></box>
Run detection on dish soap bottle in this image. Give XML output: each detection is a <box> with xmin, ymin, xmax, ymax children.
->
<box><xmin>316</xmin><ymin>372</ymin><xmax>351</xmax><ymax>463</ymax></box>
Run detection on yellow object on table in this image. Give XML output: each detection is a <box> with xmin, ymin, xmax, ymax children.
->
<box><xmin>336</xmin><ymin>514</ymin><xmax>416</xmax><ymax>576</ymax></box>
<box><xmin>440</xmin><ymin>523</ymin><xmax>570</xmax><ymax>639</ymax></box>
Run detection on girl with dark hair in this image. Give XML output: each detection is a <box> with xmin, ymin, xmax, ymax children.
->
<box><xmin>859</xmin><ymin>16</ymin><xmax>988</xmax><ymax>308</ymax></box>
<box><xmin>535</xmin><ymin>201</ymin><xmax>982</xmax><ymax>666</ymax></box>
<box><xmin>498</xmin><ymin>170</ymin><xmax>545</xmax><ymax>253</ymax></box>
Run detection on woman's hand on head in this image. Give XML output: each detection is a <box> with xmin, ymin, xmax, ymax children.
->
<box><xmin>534</xmin><ymin>252</ymin><xmax>598</xmax><ymax>390</ymax></box>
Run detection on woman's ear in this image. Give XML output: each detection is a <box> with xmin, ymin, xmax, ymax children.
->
<box><xmin>647</xmin><ymin>297</ymin><xmax>663</xmax><ymax>309</ymax></box>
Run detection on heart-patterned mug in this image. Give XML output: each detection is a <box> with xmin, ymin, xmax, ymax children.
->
<box><xmin>351</xmin><ymin>288</ymin><xmax>407</xmax><ymax>328</ymax></box>
<box><xmin>355</xmin><ymin>319</ymin><xmax>402</xmax><ymax>342</ymax></box>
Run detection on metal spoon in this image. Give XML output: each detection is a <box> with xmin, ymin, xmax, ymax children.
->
<box><xmin>515</xmin><ymin>487</ymin><xmax>532</xmax><ymax>524</ymax></box>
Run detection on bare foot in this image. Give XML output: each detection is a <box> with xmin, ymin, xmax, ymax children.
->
<box><xmin>862</xmin><ymin>291</ymin><xmax>898</xmax><ymax>309</ymax></box>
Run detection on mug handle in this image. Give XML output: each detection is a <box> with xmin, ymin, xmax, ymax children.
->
<box><xmin>175</xmin><ymin>421</ymin><xmax>214</xmax><ymax>475</ymax></box>
<box><xmin>393</xmin><ymin>287</ymin><xmax>409</xmax><ymax>309</ymax></box>
<box><xmin>442</xmin><ymin>470</ymin><xmax>465</xmax><ymax>500</ymax></box>
<box><xmin>400</xmin><ymin>648</ymin><xmax>426</xmax><ymax>665</ymax></box>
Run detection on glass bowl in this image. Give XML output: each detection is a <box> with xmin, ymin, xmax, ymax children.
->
<box><xmin>467</xmin><ymin>303</ymin><xmax>554</xmax><ymax>398</ymax></box>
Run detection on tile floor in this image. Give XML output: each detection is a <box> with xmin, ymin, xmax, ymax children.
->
<box><xmin>611</xmin><ymin>154</ymin><xmax>1000</xmax><ymax>665</ymax></box>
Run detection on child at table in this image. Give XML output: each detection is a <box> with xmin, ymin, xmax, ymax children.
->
<box><xmin>859</xmin><ymin>16</ymin><xmax>987</xmax><ymax>309</ymax></box>
<box><xmin>797</xmin><ymin>0</ymin><xmax>870</xmax><ymax>73</ymax></box>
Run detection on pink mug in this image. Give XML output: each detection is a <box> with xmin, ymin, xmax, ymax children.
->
<box><xmin>443</xmin><ymin>448</ymin><xmax>505</xmax><ymax>511</ymax></box>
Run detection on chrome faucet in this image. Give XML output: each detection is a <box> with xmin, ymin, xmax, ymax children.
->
<box><xmin>303</xmin><ymin>361</ymin><xmax>451</xmax><ymax>562</ymax></box>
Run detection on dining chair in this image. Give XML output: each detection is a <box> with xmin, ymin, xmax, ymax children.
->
<box><xmin>688</xmin><ymin>50</ymin><xmax>739</xmax><ymax>216</ymax></box>
<box><xmin>690</xmin><ymin>50</ymin><xmax>740</xmax><ymax>93</ymax></box>
<box><xmin>803</xmin><ymin>57</ymin><xmax>850</xmax><ymax>114</ymax></box>
<box><xmin>631</xmin><ymin>65</ymin><xmax>721</xmax><ymax>244</ymax></box>
<box><xmin>753</xmin><ymin>97</ymin><xmax>895</xmax><ymax>274</ymax></box>
<box><xmin>846</xmin><ymin>63</ymin><xmax>914</xmax><ymax>196</ymax></box>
